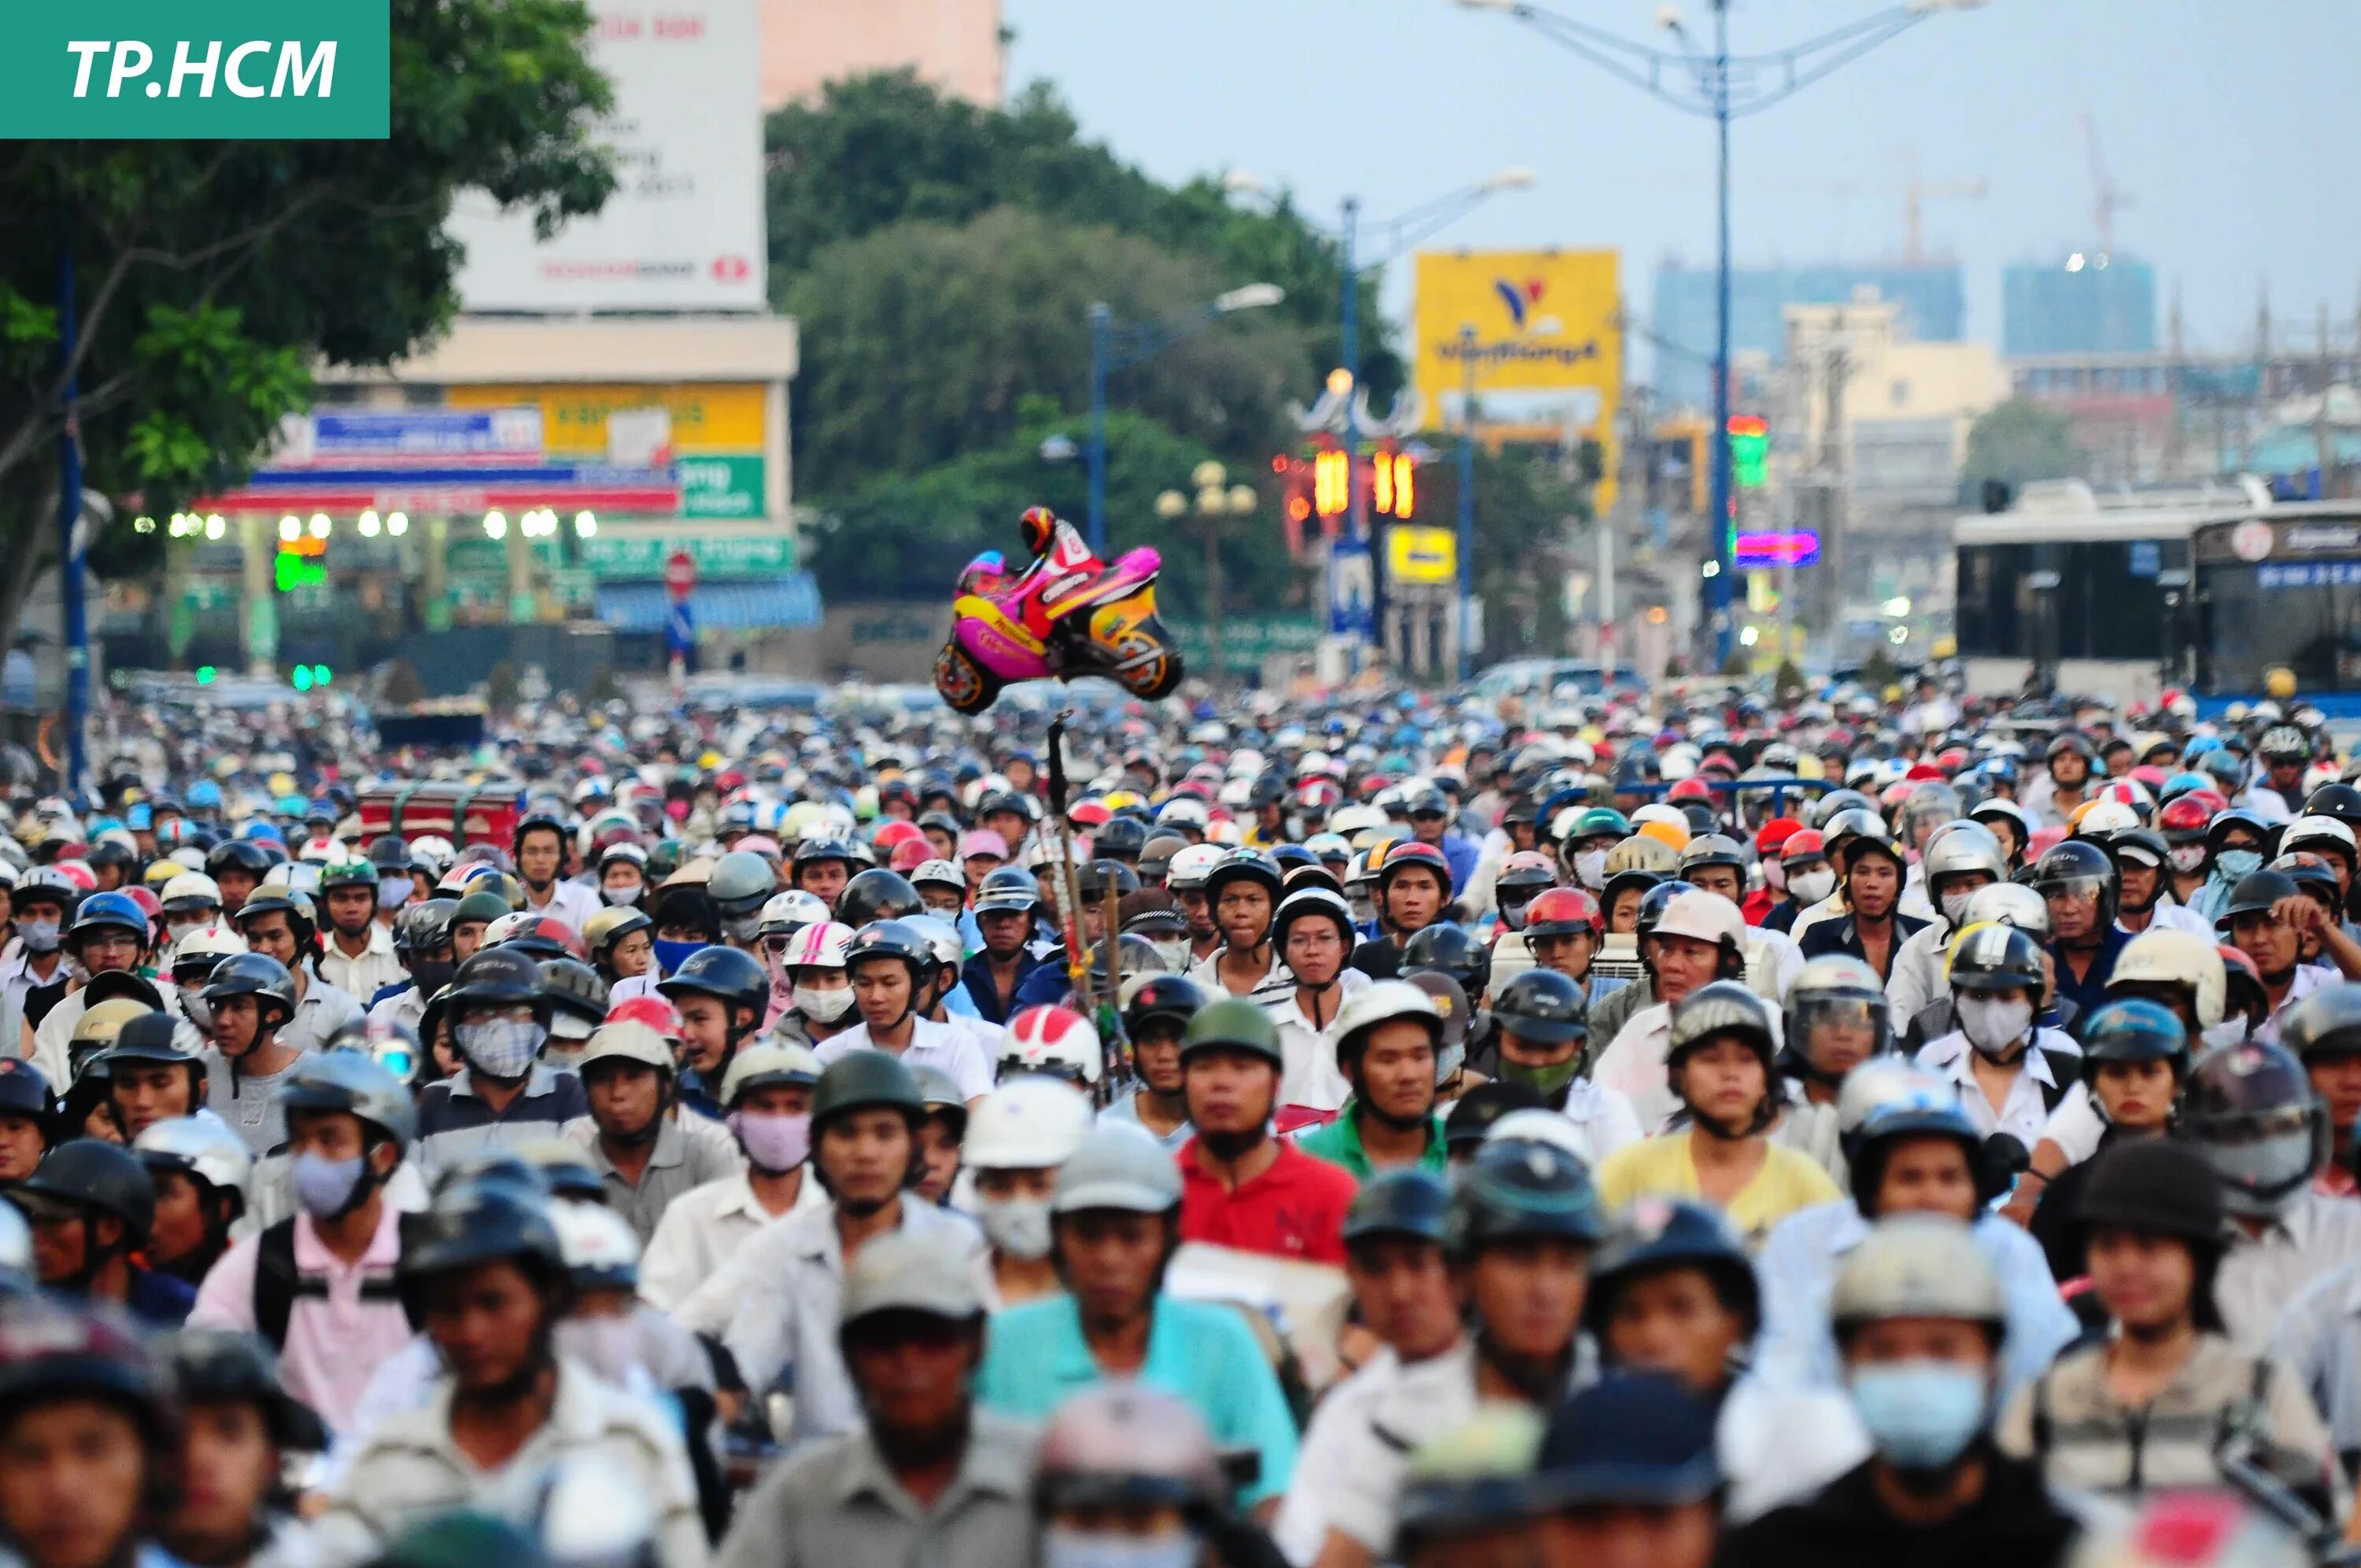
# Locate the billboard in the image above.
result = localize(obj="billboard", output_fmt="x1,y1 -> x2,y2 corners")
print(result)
444,0 -> 765,311
445,383 -> 769,518
1412,249 -> 1621,440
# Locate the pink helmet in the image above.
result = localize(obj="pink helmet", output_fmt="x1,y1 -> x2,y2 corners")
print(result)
781,920 -> 853,971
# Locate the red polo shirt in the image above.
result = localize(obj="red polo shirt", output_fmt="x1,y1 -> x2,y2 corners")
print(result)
1178,1137 -> 1358,1266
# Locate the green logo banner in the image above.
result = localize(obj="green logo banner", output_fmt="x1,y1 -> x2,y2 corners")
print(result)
0,0 -> 390,139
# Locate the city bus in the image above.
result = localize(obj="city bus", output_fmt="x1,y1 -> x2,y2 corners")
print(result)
1952,478 -> 2272,707
2187,504 -> 2361,716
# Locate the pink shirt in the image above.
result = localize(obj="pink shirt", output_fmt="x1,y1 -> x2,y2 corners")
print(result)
189,1205 -> 412,1437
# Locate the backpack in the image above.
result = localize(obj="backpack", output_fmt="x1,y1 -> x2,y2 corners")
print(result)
250,1218 -> 402,1351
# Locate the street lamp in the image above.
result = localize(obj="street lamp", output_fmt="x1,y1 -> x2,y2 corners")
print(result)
1453,0 -> 1978,668
1088,285 -> 1284,556
1155,459 -> 1257,685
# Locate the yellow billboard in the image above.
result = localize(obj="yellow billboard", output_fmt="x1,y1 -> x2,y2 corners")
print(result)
1387,526 -> 1458,585
444,383 -> 767,456
1412,249 -> 1620,443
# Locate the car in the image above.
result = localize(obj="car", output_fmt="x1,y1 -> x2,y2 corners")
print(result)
1466,659 -> 1611,703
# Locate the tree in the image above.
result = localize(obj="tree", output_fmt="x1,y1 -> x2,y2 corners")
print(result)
1961,398 -> 2084,503
783,206 -> 1309,498
764,71 -> 1402,411
0,0 -> 616,651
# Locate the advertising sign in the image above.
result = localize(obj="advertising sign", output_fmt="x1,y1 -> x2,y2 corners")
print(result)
1412,248 -> 1621,452
274,409 -> 543,466
446,384 -> 769,518
443,0 -> 765,311
1386,526 -> 1458,586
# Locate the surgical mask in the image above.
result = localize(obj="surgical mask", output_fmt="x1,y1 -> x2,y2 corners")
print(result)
456,1018 -> 545,1079
730,1109 -> 811,1172
795,984 -> 855,1023
16,921 -> 58,955
2216,849 -> 2263,881
1957,994 -> 2034,1059
722,914 -> 763,944
2168,845 -> 2208,875
557,1316 -> 644,1386
1762,858 -> 1787,891
1500,1056 -> 1582,1098
378,876 -> 412,911
1573,850 -> 1609,890
1787,869 -> 1836,906
652,937 -> 706,976
978,1196 -> 1055,1260
603,885 -> 641,907
1041,1532 -> 1200,1568
293,1153 -> 368,1218
180,991 -> 213,1031
1847,1361 -> 1988,1470
167,917 -> 209,945
1939,889 -> 1977,928
1151,938 -> 1192,972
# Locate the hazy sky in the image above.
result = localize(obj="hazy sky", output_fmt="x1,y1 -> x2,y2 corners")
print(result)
1005,0 -> 2359,383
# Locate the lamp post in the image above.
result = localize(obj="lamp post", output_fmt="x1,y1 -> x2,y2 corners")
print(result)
1457,324 -> 1480,681
1158,461 -> 1258,687
1088,283 -> 1284,557
1454,0 -> 1981,668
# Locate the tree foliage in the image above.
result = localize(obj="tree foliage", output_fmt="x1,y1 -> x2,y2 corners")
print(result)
0,0 -> 615,647
1962,397 -> 2084,500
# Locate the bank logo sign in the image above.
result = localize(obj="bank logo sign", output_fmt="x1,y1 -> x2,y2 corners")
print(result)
2,0 -> 390,138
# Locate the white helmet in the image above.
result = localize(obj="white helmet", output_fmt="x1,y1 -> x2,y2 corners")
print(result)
780,920 -> 853,970
132,1112 -> 253,1195
1156,797 -> 1210,830
1166,843 -> 1226,892
1629,803 -> 1690,833
903,916 -> 966,973
1963,880 -> 2050,939
758,889 -> 829,938
167,924 -> 248,970
964,1075 -> 1096,1170
1830,1214 -> 2004,1330
575,1020 -> 674,1075
2283,815 -> 2359,861
1835,1060 -> 1949,1138
1920,822 -> 2005,884
2110,929 -> 2227,1029
2075,800 -> 2141,837
550,1198 -> 641,1289
719,1040 -> 823,1106
1652,888 -> 1747,950
1002,1005 -> 1102,1086
1332,980 -> 1443,1059
1483,1107 -> 1596,1164
910,858 -> 966,893
160,871 -> 223,916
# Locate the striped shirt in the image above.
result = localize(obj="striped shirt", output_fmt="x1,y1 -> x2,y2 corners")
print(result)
412,1064 -> 589,1183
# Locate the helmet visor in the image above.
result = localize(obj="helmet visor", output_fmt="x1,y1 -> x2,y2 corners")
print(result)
1791,996 -> 1888,1072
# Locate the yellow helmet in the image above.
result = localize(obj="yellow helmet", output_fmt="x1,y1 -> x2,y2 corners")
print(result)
1635,817 -> 1691,854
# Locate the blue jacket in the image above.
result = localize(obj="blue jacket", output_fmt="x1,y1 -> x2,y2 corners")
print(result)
963,949 -> 1052,1025
1438,832 -> 1480,897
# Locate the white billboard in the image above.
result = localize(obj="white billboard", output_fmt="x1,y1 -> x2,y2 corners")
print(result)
446,0 -> 766,312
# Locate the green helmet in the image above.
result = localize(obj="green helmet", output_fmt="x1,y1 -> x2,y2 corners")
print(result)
320,859 -> 378,892
1568,807 -> 1631,844
452,890 -> 512,928
1178,997 -> 1284,1068
810,1050 -> 925,1134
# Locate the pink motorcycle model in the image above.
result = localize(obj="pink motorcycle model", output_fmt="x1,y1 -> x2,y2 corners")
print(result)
933,544 -> 1184,714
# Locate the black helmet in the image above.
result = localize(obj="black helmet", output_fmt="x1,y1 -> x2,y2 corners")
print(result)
655,944 -> 768,1021
2075,1138 -> 2226,1249
367,835 -> 412,873
1121,975 -> 1209,1035
2304,782 -> 2361,831
1246,774 -> 1288,810
1946,922 -> 2045,994
1584,1199 -> 1760,1337
1491,968 -> 1587,1046
445,946 -> 549,1020
396,1179 -> 567,1325
2217,869 -> 2300,932
791,836 -> 859,871
1441,1079 -> 1546,1152
835,869 -> 923,929
510,811 -> 567,856
2280,983 -> 2361,1064
205,841 -> 272,880
973,866 -> 1041,916
1091,817 -> 1149,861
2179,1040 -> 2329,1217
0,1297 -> 170,1441
164,1329 -> 329,1452
201,953 -> 299,1030
2078,998 -> 2191,1075
843,917 -> 937,980
1203,850 -> 1283,906
1634,879 -> 1688,936
809,1050 -> 925,1135
1443,1132 -> 1606,1256
1400,922 -> 1491,1001
0,1059 -> 54,1125
1600,868 -> 1666,919
537,959 -> 610,1031
2031,836 -> 2119,924
1076,860 -> 1143,901
1341,1168 -> 1450,1249
16,1139 -> 155,1242
393,898 -> 459,958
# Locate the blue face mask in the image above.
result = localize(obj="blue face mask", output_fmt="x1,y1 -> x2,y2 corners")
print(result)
2215,849 -> 2263,881
652,937 -> 708,976
1848,1361 -> 1988,1470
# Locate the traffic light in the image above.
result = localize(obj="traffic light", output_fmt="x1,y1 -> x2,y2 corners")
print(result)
1727,415 -> 1768,490
290,664 -> 331,692
1314,448 -> 1350,518
194,666 -> 216,685
1372,452 -> 1415,520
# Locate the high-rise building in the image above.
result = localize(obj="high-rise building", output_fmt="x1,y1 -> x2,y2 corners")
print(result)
1650,263 -> 1965,406
2001,255 -> 2157,356
761,0 -> 1006,110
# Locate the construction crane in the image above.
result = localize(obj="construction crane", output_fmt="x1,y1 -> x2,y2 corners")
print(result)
2082,113 -> 2133,253
1903,178 -> 1986,265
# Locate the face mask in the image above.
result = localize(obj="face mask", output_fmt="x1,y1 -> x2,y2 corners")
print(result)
456,1017 -> 545,1079
729,1109 -> 811,1172
603,884 -> 641,906
1498,898 -> 1532,933
1956,994 -> 2034,1059
652,937 -> 706,976
1761,858 -> 1787,891
2207,1129 -> 2316,1217
17,921 -> 59,954
795,984 -> 855,1023
1848,1361 -> 1988,1470
1151,938 -> 1192,972
378,876 -> 412,911
180,991 -> 214,1031
293,1153 -> 368,1218
409,957 -> 456,996
1435,1039 -> 1465,1083
1939,890 -> 1977,928
978,1196 -> 1055,1260
1501,1056 -> 1582,1098
1041,1532 -> 1200,1568
1788,869 -> 1836,906
2216,850 -> 2263,881
722,914 -> 763,945
2168,845 -> 2208,875
557,1316 -> 644,1386
167,918 -> 209,945
1573,850 -> 1609,890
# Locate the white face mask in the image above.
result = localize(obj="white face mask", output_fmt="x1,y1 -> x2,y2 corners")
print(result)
2167,845 -> 2208,875
1573,850 -> 1609,890
1957,994 -> 2034,1059
795,983 -> 855,1023
1788,868 -> 1836,906
556,1315 -> 644,1386
977,1195 -> 1055,1260
1761,858 -> 1786,891
1940,889 -> 1977,928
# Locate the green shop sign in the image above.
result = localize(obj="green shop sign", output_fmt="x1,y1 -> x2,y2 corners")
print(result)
1170,615 -> 1321,674
578,533 -> 793,577
678,456 -> 766,520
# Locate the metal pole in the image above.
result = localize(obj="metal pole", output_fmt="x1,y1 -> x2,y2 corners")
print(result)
1340,200 -> 1373,663
1458,324 -> 1478,681
57,239 -> 87,802
1086,303 -> 1111,555
1706,0 -> 1735,670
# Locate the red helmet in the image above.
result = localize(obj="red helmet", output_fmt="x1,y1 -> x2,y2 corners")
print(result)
2159,795 -> 2214,841
1069,800 -> 1112,829
1522,887 -> 1604,938
2182,789 -> 2231,817
1668,778 -> 1714,802
1373,840 -> 1451,890
604,994 -> 684,1042
872,821 -> 926,852
889,839 -> 932,873
1020,504 -> 1059,555
1755,817 -> 1804,855
1780,829 -> 1827,861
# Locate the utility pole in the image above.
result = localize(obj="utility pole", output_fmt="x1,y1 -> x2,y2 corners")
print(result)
2320,301 -> 2336,500
1817,314 -> 1852,647
2166,284 -> 2185,478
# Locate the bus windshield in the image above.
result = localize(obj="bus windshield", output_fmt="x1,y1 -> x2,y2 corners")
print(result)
2191,511 -> 2361,695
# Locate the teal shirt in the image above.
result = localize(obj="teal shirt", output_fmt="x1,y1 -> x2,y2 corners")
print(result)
1292,1103 -> 1449,1182
976,1294 -> 1299,1506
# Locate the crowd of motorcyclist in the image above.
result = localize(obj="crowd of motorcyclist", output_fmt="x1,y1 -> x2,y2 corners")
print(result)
0,670 -> 2359,1566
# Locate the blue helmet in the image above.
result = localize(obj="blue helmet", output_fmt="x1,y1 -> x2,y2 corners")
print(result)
186,780 -> 224,812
